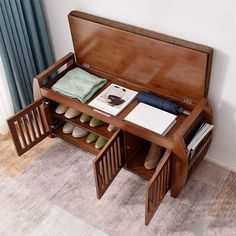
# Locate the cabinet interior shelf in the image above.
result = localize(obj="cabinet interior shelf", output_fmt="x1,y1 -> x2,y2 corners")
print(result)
53,124 -> 100,155
54,112 -> 114,139
125,144 -> 156,180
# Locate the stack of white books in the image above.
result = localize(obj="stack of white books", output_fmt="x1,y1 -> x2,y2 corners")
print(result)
187,123 -> 214,160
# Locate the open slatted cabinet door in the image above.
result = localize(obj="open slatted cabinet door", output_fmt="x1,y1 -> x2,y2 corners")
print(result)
93,129 -> 124,199
7,98 -> 51,156
145,149 -> 172,225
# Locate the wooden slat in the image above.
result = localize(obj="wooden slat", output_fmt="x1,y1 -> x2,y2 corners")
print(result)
26,113 -> 37,141
145,150 -> 172,225
93,129 -> 124,199
157,175 -> 161,203
99,161 -> 105,188
114,141 -> 119,170
117,137 -> 122,166
103,156 -> 109,185
7,98 -> 51,156
37,106 -> 46,134
110,146 -> 116,175
22,116 -> 32,144
17,120 -> 27,148
160,170 -> 164,199
153,180 -> 157,208
166,160 -> 170,191
107,152 -> 112,179
31,109 -> 41,137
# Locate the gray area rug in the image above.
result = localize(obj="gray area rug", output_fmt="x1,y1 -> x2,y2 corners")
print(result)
1,139 -> 236,236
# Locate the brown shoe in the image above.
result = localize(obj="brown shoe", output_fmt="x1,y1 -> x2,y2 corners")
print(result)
144,143 -> 162,169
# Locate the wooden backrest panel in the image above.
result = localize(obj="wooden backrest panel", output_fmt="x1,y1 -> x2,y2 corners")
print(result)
68,11 -> 212,104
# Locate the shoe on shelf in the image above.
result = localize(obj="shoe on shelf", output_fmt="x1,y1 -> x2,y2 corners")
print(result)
55,104 -> 68,114
80,113 -> 92,123
62,122 -> 75,134
95,136 -> 108,149
86,132 -> 98,144
144,143 -> 162,170
72,126 -> 89,138
107,124 -> 117,132
64,107 -> 81,119
89,118 -> 105,127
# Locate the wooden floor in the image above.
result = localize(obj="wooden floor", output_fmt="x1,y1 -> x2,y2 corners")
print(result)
0,133 -> 53,177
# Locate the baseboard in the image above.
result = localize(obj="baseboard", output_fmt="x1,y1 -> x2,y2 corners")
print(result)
205,144 -> 236,173
205,157 -> 236,173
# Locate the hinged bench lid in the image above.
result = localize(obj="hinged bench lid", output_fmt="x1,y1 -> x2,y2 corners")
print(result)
68,11 -> 213,105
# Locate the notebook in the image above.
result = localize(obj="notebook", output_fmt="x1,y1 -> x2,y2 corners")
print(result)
124,103 -> 177,135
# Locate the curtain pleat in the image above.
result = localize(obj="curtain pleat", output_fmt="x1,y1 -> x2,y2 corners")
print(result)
0,0 -> 53,112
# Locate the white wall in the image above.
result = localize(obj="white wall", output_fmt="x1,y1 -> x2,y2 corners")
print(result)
40,0 -> 236,171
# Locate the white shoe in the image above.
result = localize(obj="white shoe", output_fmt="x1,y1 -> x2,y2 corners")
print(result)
55,104 -> 68,114
62,122 -> 75,134
144,143 -> 162,169
64,107 -> 81,119
72,127 -> 89,138
107,124 -> 117,132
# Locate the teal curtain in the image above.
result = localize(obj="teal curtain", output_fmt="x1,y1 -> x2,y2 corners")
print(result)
0,0 -> 53,112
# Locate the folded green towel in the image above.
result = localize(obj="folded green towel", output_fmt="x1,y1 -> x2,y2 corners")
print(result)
51,68 -> 107,103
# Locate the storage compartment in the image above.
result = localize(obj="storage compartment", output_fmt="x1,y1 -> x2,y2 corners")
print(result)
172,104 -> 214,181
7,10 -> 214,226
51,99 -> 118,155
122,132 -> 172,225
93,130 -> 172,225
184,115 -> 213,178
39,65 -> 190,151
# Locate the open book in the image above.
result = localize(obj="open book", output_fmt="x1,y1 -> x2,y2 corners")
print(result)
88,83 -> 138,116
124,103 -> 177,135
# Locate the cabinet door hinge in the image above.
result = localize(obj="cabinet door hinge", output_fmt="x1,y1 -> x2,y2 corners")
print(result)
43,101 -> 50,108
183,98 -> 192,105
49,120 -> 63,132
82,63 -> 90,69
48,125 -> 54,132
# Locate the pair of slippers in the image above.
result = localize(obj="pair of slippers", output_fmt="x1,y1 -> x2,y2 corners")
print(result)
79,113 -> 105,128
62,122 -> 107,149
81,114 -> 117,132
79,113 -> 117,132
55,104 -> 106,128
86,133 -> 108,149
63,122 -> 89,138
55,104 -> 81,119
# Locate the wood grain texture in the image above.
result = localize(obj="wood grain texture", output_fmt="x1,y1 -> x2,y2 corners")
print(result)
68,11 -> 212,104
93,129 -> 124,199
145,149 -> 172,225
0,133 -> 52,177
52,125 -> 100,155
7,99 -> 51,156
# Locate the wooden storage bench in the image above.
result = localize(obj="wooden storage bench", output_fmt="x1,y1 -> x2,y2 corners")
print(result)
7,11 -> 213,225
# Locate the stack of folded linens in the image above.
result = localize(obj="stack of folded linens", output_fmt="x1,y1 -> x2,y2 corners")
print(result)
51,68 -> 107,103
